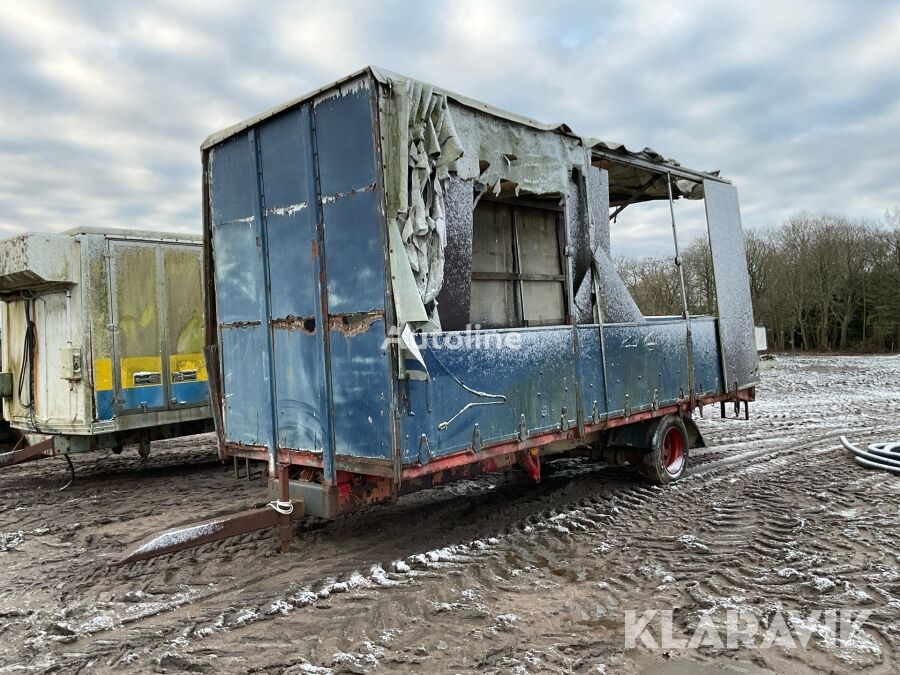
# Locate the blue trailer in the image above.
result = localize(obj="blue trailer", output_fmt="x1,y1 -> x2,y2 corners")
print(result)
123,68 -> 758,561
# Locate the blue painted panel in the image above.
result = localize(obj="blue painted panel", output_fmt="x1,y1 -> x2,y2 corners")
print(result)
212,220 -> 266,325
604,321 -> 691,415
220,325 -> 273,447
170,380 -> 209,406
575,326 -> 606,421
259,107 -> 316,210
273,328 -> 329,452
95,389 -> 115,421
259,107 -> 321,320
119,385 -> 165,411
314,82 -> 376,196
691,318 -> 723,395
209,134 -> 256,226
401,328 -> 578,464
322,190 -> 385,313
652,321 -> 690,404
329,319 -> 391,459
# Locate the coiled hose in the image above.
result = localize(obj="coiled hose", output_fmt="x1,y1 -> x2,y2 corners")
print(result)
840,436 -> 900,475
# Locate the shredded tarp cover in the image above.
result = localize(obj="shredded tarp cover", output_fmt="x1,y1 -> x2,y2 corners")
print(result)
383,76 -> 464,327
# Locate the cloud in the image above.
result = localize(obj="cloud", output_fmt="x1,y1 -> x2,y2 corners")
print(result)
0,0 -> 898,253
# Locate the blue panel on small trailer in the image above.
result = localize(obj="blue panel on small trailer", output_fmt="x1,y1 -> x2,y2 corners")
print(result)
211,220 -> 267,325
255,103 -> 333,455
650,320 -> 690,405
691,318 -> 723,395
402,327 -> 578,463
575,326 -> 607,423
314,83 -> 377,197
329,320 -> 392,460
209,135 -> 256,228
272,328 -> 329,452
220,325 -> 273,447
258,106 -> 320,320
258,108 -> 316,215
322,190 -> 386,313
604,321 -> 691,414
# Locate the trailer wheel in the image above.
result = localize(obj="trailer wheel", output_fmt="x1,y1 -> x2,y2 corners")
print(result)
640,415 -> 689,485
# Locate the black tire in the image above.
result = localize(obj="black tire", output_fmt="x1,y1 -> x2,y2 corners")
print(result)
640,415 -> 689,485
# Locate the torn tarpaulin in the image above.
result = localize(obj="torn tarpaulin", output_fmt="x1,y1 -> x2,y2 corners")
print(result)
384,77 -> 464,319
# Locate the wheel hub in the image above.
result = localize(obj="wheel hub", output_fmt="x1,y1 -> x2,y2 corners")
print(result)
662,427 -> 686,475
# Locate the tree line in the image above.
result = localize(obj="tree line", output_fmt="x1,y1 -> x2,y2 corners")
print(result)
616,209 -> 900,353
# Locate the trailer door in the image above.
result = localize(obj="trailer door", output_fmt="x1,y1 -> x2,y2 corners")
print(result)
109,242 -> 167,414
162,245 -> 208,408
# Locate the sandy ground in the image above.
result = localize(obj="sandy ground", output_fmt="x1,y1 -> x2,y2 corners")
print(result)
0,354 -> 898,674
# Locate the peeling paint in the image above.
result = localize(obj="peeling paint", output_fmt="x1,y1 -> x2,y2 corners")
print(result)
320,183 -> 376,205
221,216 -> 255,226
265,202 -> 309,217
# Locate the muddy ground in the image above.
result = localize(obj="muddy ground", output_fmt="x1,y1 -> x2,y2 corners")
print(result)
0,354 -> 898,674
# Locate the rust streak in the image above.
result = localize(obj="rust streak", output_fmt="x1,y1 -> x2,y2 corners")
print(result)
328,310 -> 382,337
220,320 -> 261,329
271,315 -> 317,334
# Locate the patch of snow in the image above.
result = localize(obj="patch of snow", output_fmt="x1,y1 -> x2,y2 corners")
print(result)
0,531 -> 25,551
678,534 -> 709,550
267,600 -> 293,616
810,576 -> 836,592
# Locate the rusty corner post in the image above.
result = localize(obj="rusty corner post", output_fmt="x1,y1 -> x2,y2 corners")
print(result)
278,462 -> 292,554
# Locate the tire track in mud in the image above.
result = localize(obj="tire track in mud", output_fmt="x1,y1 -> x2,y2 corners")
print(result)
56,420 -> 900,672
2,356 -> 899,673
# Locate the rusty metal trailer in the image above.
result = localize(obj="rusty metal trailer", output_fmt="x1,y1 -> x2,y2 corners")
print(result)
0,228 -> 213,472
122,68 -> 758,562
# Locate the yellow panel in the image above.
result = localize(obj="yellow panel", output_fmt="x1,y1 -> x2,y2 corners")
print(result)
121,355 -> 163,389
94,358 -> 113,391
169,353 -> 208,382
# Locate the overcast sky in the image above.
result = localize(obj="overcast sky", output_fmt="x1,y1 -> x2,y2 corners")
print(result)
1,1 -> 898,255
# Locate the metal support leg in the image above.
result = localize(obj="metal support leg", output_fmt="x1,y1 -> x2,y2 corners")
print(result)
245,457 -> 250,483
744,400 -> 749,420
138,434 -> 151,459
278,462 -> 292,554
720,401 -> 726,418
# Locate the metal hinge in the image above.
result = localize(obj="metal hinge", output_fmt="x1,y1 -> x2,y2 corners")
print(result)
472,423 -> 482,453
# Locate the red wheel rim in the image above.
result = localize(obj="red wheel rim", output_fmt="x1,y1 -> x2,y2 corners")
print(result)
662,427 -> 685,476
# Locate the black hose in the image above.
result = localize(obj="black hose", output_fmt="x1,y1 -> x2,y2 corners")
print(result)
17,299 -> 36,410
59,454 -> 75,491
